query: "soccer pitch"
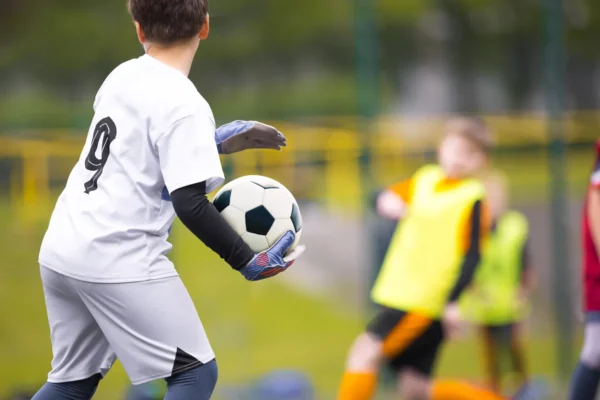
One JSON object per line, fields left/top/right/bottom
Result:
{"left": 0, "top": 198, "right": 576, "bottom": 399}
{"left": 0, "top": 200, "right": 365, "bottom": 399}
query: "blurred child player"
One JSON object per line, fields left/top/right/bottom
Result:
{"left": 569, "top": 140, "right": 600, "bottom": 400}
{"left": 33, "top": 1, "right": 305, "bottom": 399}
{"left": 460, "top": 171, "right": 534, "bottom": 393}
{"left": 337, "top": 117, "right": 508, "bottom": 400}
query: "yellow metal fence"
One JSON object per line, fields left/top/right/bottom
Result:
{"left": 1, "top": 113, "right": 599, "bottom": 225}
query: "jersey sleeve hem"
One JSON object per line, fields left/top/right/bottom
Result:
{"left": 166, "top": 171, "right": 225, "bottom": 195}
{"left": 156, "top": 112, "right": 224, "bottom": 195}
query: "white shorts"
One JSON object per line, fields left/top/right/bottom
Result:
{"left": 40, "top": 266, "right": 215, "bottom": 385}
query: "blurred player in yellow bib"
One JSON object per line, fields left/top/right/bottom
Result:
{"left": 460, "top": 171, "right": 534, "bottom": 394}
{"left": 337, "top": 117, "right": 511, "bottom": 400}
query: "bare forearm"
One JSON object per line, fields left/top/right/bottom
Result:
{"left": 519, "top": 268, "right": 536, "bottom": 297}
{"left": 519, "top": 241, "right": 535, "bottom": 296}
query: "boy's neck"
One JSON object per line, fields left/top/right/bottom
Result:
{"left": 146, "top": 41, "right": 199, "bottom": 76}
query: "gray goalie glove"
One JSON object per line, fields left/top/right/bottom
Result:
{"left": 215, "top": 120, "right": 287, "bottom": 154}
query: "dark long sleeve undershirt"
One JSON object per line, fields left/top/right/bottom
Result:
{"left": 447, "top": 199, "right": 484, "bottom": 302}
{"left": 171, "top": 181, "right": 254, "bottom": 270}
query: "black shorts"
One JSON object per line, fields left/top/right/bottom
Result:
{"left": 479, "top": 323, "right": 524, "bottom": 374}
{"left": 367, "top": 307, "right": 444, "bottom": 376}
{"left": 481, "top": 323, "right": 515, "bottom": 345}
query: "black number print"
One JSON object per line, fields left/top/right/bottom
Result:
{"left": 84, "top": 117, "right": 117, "bottom": 194}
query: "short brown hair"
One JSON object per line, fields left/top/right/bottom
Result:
{"left": 128, "top": 0, "right": 209, "bottom": 44}
{"left": 445, "top": 116, "right": 494, "bottom": 154}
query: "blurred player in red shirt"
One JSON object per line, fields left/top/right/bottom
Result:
{"left": 569, "top": 140, "right": 600, "bottom": 400}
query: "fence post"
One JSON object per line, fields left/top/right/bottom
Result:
{"left": 20, "top": 145, "right": 50, "bottom": 225}
{"left": 543, "top": 0, "right": 574, "bottom": 382}
{"left": 354, "top": 0, "right": 380, "bottom": 286}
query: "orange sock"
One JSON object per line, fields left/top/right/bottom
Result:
{"left": 337, "top": 371, "right": 377, "bottom": 400}
{"left": 431, "top": 379, "right": 508, "bottom": 400}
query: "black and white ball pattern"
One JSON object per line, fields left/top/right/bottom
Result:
{"left": 212, "top": 175, "right": 302, "bottom": 253}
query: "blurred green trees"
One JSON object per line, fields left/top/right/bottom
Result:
{"left": 0, "top": 0, "right": 599, "bottom": 127}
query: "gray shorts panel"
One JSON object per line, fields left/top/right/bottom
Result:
{"left": 41, "top": 266, "right": 214, "bottom": 385}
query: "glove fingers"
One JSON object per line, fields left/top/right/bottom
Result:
{"left": 240, "top": 132, "right": 286, "bottom": 149}
{"left": 247, "top": 134, "right": 284, "bottom": 145}
{"left": 219, "top": 121, "right": 286, "bottom": 144}
{"left": 283, "top": 244, "right": 306, "bottom": 263}
{"left": 272, "top": 230, "right": 296, "bottom": 255}
{"left": 218, "top": 120, "right": 287, "bottom": 154}
{"left": 249, "top": 142, "right": 283, "bottom": 150}
{"left": 250, "top": 123, "right": 287, "bottom": 145}
{"left": 252, "top": 121, "right": 278, "bottom": 132}
{"left": 249, "top": 131, "right": 286, "bottom": 144}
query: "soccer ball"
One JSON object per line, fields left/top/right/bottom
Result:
{"left": 212, "top": 175, "right": 303, "bottom": 253}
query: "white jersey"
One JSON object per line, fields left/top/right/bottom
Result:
{"left": 39, "top": 54, "right": 224, "bottom": 283}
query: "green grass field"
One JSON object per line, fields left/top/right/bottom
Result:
{"left": 0, "top": 194, "right": 581, "bottom": 399}
{"left": 0, "top": 200, "right": 366, "bottom": 399}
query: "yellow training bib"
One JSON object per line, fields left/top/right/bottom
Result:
{"left": 371, "top": 165, "right": 485, "bottom": 318}
{"left": 460, "top": 211, "right": 529, "bottom": 325}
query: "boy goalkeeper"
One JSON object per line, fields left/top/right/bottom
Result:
{"left": 32, "top": 1, "right": 304, "bottom": 399}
